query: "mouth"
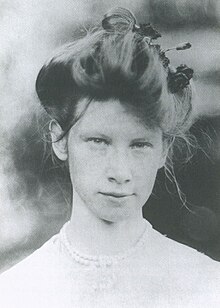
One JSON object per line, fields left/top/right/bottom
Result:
{"left": 99, "top": 192, "right": 134, "bottom": 198}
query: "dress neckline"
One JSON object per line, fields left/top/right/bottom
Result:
{"left": 59, "top": 219, "right": 151, "bottom": 267}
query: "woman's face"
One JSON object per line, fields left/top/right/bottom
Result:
{"left": 55, "top": 99, "right": 167, "bottom": 223}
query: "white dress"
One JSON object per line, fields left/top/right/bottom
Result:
{"left": 0, "top": 219, "right": 219, "bottom": 308}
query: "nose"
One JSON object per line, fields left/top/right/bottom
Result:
{"left": 106, "top": 148, "right": 132, "bottom": 184}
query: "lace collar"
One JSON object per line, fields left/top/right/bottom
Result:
{"left": 59, "top": 219, "right": 151, "bottom": 267}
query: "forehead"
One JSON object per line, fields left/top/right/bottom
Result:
{"left": 71, "top": 98, "right": 161, "bottom": 138}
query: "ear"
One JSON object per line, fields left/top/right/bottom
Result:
{"left": 50, "top": 120, "right": 68, "bottom": 161}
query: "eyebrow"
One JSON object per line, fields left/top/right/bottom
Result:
{"left": 131, "top": 138, "right": 151, "bottom": 141}
{"left": 79, "top": 133, "right": 111, "bottom": 139}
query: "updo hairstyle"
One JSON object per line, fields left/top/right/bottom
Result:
{"left": 36, "top": 5, "right": 195, "bottom": 203}
{"left": 36, "top": 7, "right": 193, "bottom": 143}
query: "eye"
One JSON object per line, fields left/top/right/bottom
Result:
{"left": 87, "top": 137, "right": 109, "bottom": 145}
{"left": 131, "top": 142, "right": 153, "bottom": 149}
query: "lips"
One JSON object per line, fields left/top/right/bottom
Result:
{"left": 100, "top": 192, "right": 133, "bottom": 198}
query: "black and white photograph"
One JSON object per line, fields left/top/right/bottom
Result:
{"left": 0, "top": 0, "right": 220, "bottom": 307}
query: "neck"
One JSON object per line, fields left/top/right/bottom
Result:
{"left": 65, "top": 196, "right": 147, "bottom": 256}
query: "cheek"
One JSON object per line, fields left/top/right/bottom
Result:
{"left": 68, "top": 147, "right": 105, "bottom": 185}
{"left": 137, "top": 167, "right": 157, "bottom": 188}
{"left": 134, "top": 158, "right": 160, "bottom": 192}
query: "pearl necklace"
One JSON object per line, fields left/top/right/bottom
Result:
{"left": 59, "top": 220, "right": 150, "bottom": 267}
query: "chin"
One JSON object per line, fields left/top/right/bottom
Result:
{"left": 94, "top": 207, "right": 135, "bottom": 223}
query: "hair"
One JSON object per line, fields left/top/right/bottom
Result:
{"left": 35, "top": 7, "right": 195, "bottom": 203}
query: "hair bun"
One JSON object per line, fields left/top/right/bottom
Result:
{"left": 102, "top": 7, "right": 136, "bottom": 33}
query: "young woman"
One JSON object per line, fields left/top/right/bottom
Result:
{"left": 0, "top": 7, "right": 219, "bottom": 308}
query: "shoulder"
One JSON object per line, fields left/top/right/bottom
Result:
{"left": 144, "top": 226, "right": 220, "bottom": 303}
{"left": 128, "top": 222, "right": 220, "bottom": 306}
{"left": 0, "top": 233, "right": 68, "bottom": 308}
{"left": 147, "top": 225, "right": 220, "bottom": 272}
{"left": 0, "top": 233, "right": 60, "bottom": 276}
{"left": 150, "top": 227, "right": 218, "bottom": 267}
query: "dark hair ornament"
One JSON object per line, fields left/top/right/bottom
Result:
{"left": 102, "top": 8, "right": 193, "bottom": 95}
{"left": 167, "top": 64, "right": 194, "bottom": 93}
{"left": 132, "top": 22, "right": 194, "bottom": 94}
{"left": 132, "top": 23, "right": 161, "bottom": 40}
